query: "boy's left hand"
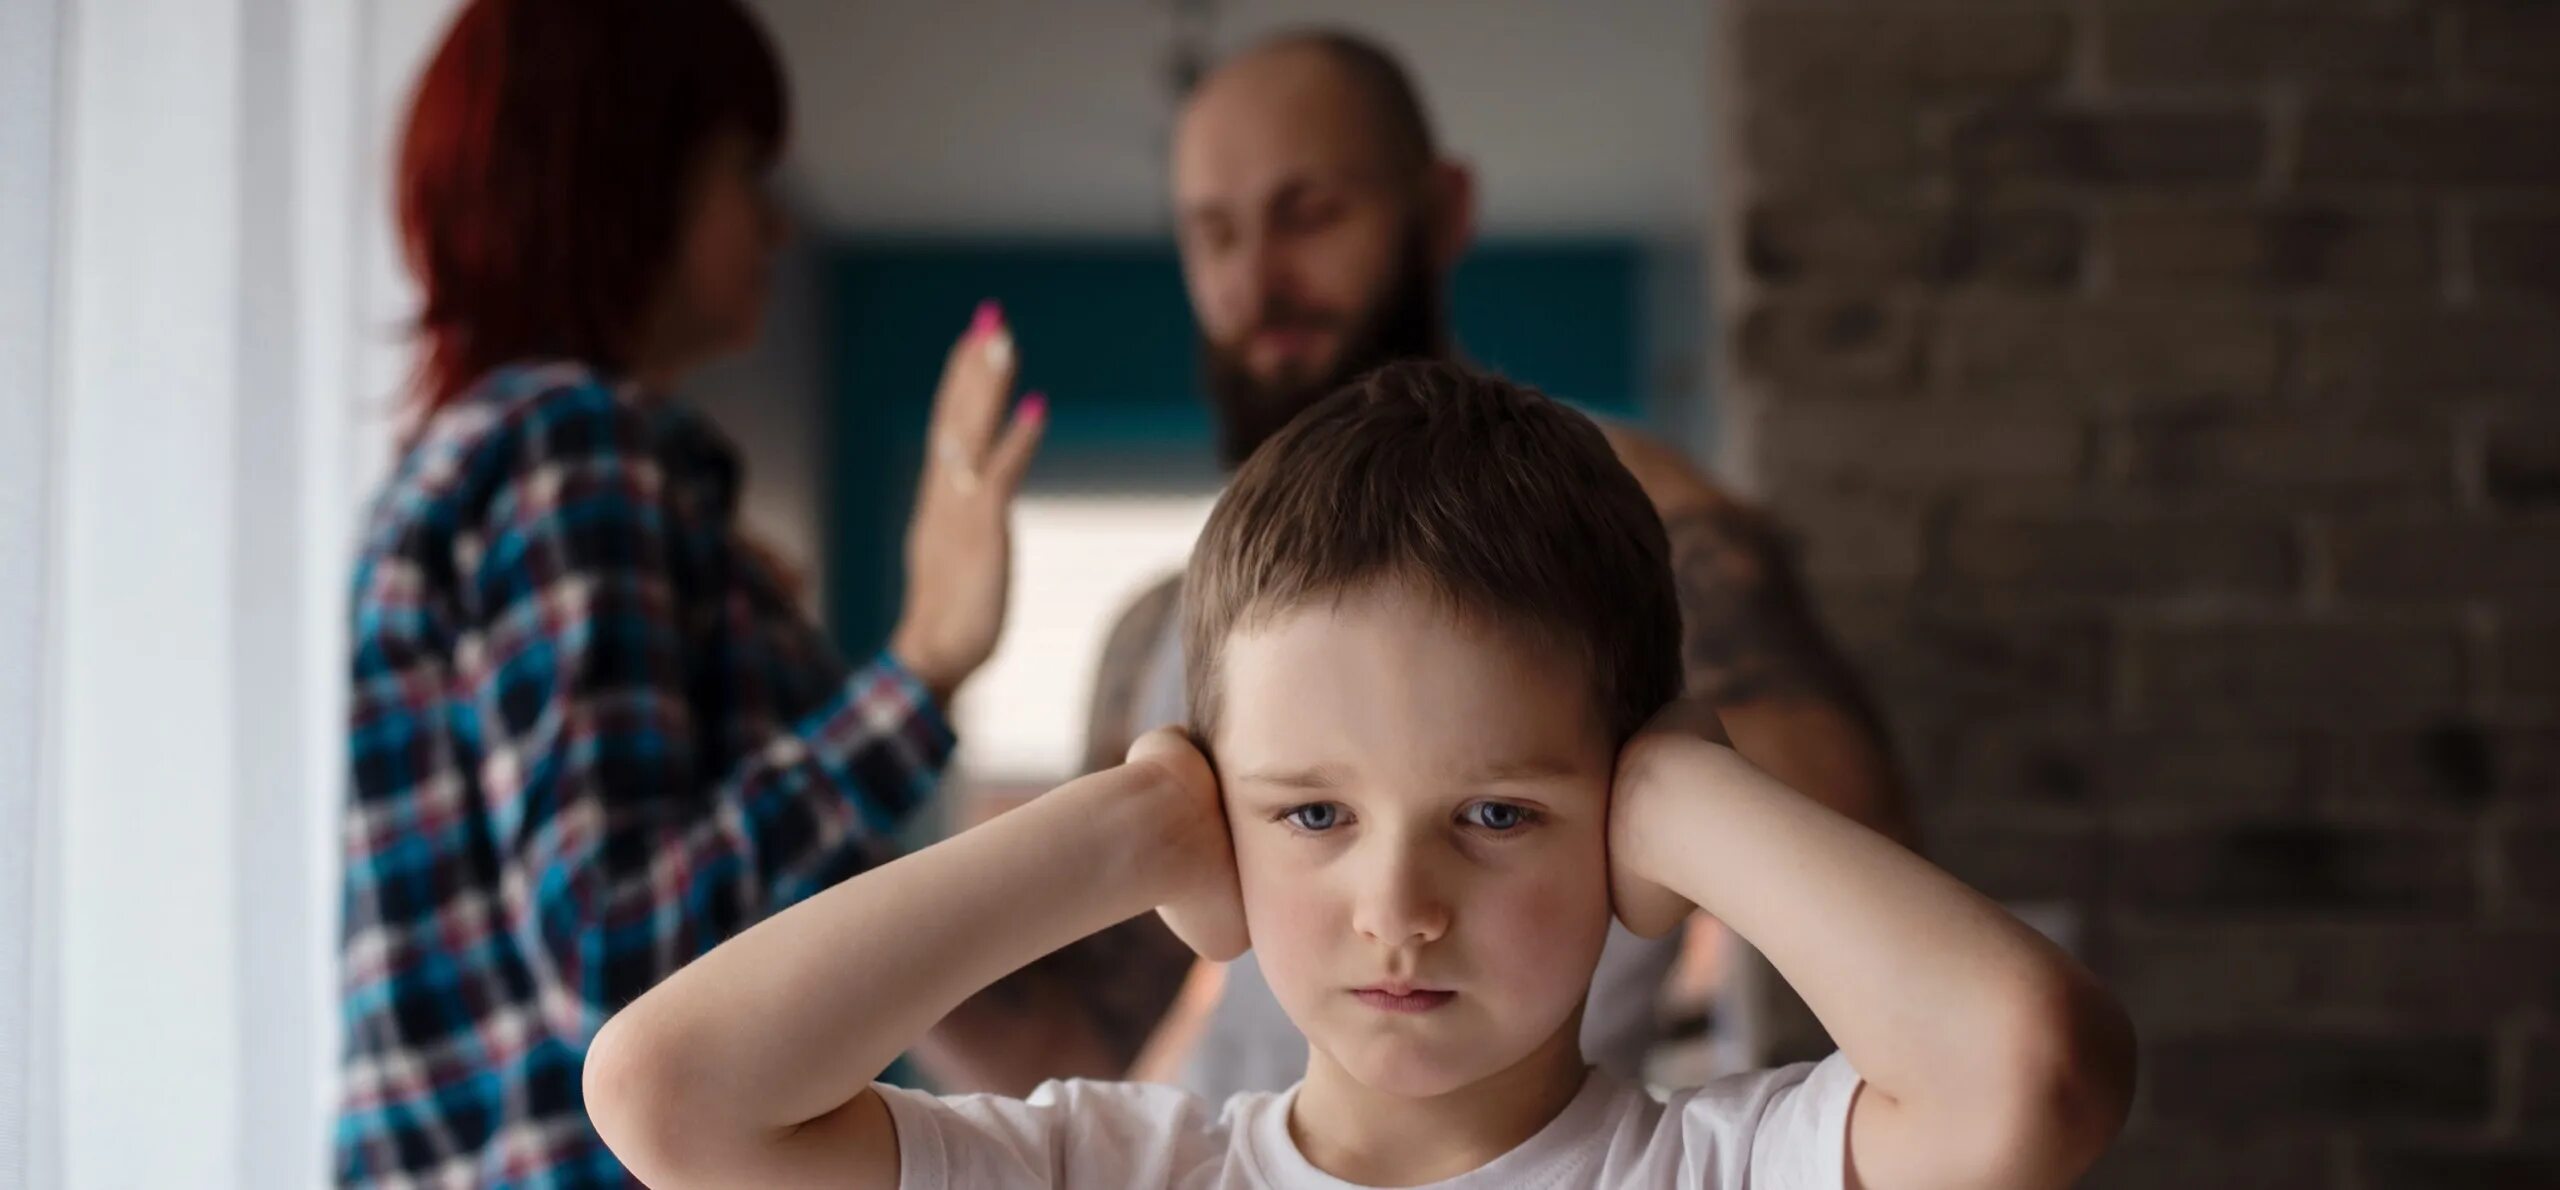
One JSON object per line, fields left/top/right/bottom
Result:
{"left": 1608, "top": 699, "right": 1731, "bottom": 937}
{"left": 1125, "top": 728, "right": 1250, "bottom": 962}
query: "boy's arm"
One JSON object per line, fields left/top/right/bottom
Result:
{"left": 1611, "top": 703, "right": 2134, "bottom": 1190}
{"left": 584, "top": 734, "right": 1237, "bottom": 1189}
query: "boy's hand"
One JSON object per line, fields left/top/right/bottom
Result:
{"left": 1124, "top": 728, "right": 1249, "bottom": 961}
{"left": 1608, "top": 699, "right": 1733, "bottom": 937}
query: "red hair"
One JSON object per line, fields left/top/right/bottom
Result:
{"left": 396, "top": 0, "right": 787, "bottom": 419}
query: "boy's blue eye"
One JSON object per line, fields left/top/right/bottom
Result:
{"left": 1285, "top": 803, "right": 1342, "bottom": 832}
{"left": 1466, "top": 802, "right": 1532, "bottom": 832}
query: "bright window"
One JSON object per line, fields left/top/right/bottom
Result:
{"left": 950, "top": 492, "right": 1217, "bottom": 793}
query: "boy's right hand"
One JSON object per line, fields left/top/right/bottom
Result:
{"left": 1124, "top": 728, "right": 1249, "bottom": 961}
{"left": 1608, "top": 699, "right": 1732, "bottom": 937}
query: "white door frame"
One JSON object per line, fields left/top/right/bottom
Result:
{"left": 0, "top": 0, "right": 67, "bottom": 1178}
{"left": 20, "top": 0, "right": 391, "bottom": 1184}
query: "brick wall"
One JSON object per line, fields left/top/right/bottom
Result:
{"left": 1708, "top": 2, "right": 2560, "bottom": 1184}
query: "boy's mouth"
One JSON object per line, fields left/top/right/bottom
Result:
{"left": 1351, "top": 986, "right": 1456, "bottom": 1014}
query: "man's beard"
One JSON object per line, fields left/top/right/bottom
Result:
{"left": 1199, "top": 229, "right": 1445, "bottom": 468}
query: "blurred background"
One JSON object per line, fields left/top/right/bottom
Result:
{"left": 691, "top": 1, "right": 1722, "bottom": 1094}
{"left": 5, "top": 0, "right": 2557, "bottom": 1187}
{"left": 718, "top": 1, "right": 1712, "bottom": 797}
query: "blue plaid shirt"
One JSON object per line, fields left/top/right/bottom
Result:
{"left": 337, "top": 362, "right": 954, "bottom": 1186}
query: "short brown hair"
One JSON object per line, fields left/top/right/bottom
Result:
{"left": 1182, "top": 361, "right": 1683, "bottom": 745}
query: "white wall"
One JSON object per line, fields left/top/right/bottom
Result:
{"left": 758, "top": 0, "right": 1710, "bottom": 237}
{"left": 1, "top": 0, "right": 66, "bottom": 1180}
{"left": 55, "top": 0, "right": 256, "bottom": 1179}
{"left": 28, "top": 0, "right": 410, "bottom": 1184}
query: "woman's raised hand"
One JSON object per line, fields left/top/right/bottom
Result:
{"left": 889, "top": 302, "right": 1047, "bottom": 703}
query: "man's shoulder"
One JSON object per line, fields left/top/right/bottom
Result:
{"left": 1106, "top": 571, "right": 1185, "bottom": 641}
{"left": 1594, "top": 422, "right": 1748, "bottom": 521}
{"left": 1082, "top": 570, "right": 1188, "bottom": 772}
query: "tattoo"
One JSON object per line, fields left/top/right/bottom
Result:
{"left": 975, "top": 573, "right": 1193, "bottom": 1074}
{"left": 1000, "top": 914, "right": 1197, "bottom": 1072}
{"left": 1663, "top": 503, "right": 1882, "bottom": 731}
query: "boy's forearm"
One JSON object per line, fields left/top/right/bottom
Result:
{"left": 1618, "top": 736, "right": 2129, "bottom": 1132}
{"left": 589, "top": 766, "right": 1168, "bottom": 1143}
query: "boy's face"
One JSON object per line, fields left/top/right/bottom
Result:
{"left": 1212, "top": 582, "right": 1616, "bottom": 1098}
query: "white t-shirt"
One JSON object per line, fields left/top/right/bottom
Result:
{"left": 872, "top": 1053, "right": 1861, "bottom": 1189}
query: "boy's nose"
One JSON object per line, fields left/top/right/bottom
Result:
{"left": 1350, "top": 840, "right": 1452, "bottom": 948}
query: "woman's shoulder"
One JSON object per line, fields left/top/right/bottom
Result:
{"left": 362, "top": 360, "right": 649, "bottom": 544}
{"left": 397, "top": 362, "right": 661, "bottom": 496}
{"left": 416, "top": 360, "right": 645, "bottom": 463}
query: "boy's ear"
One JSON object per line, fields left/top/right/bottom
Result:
{"left": 1422, "top": 158, "right": 1477, "bottom": 275}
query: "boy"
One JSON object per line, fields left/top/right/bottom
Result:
{"left": 585, "top": 362, "right": 2135, "bottom": 1188}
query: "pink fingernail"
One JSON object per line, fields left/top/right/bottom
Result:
{"left": 1018, "top": 391, "right": 1048, "bottom": 421}
{"left": 970, "top": 300, "right": 1004, "bottom": 338}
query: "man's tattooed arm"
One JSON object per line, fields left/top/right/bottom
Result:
{"left": 1604, "top": 426, "right": 1913, "bottom": 847}
{"left": 1080, "top": 575, "right": 1184, "bottom": 776}
{"left": 1659, "top": 496, "right": 1913, "bottom": 846}
{"left": 1665, "top": 501, "right": 1868, "bottom": 714}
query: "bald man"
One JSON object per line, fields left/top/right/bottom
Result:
{"left": 918, "top": 29, "right": 1912, "bottom": 1100}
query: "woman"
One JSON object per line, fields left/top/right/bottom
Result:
{"left": 336, "top": 1, "right": 1043, "bottom": 1182}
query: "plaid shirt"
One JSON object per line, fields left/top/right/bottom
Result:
{"left": 337, "top": 362, "right": 954, "bottom": 1186}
